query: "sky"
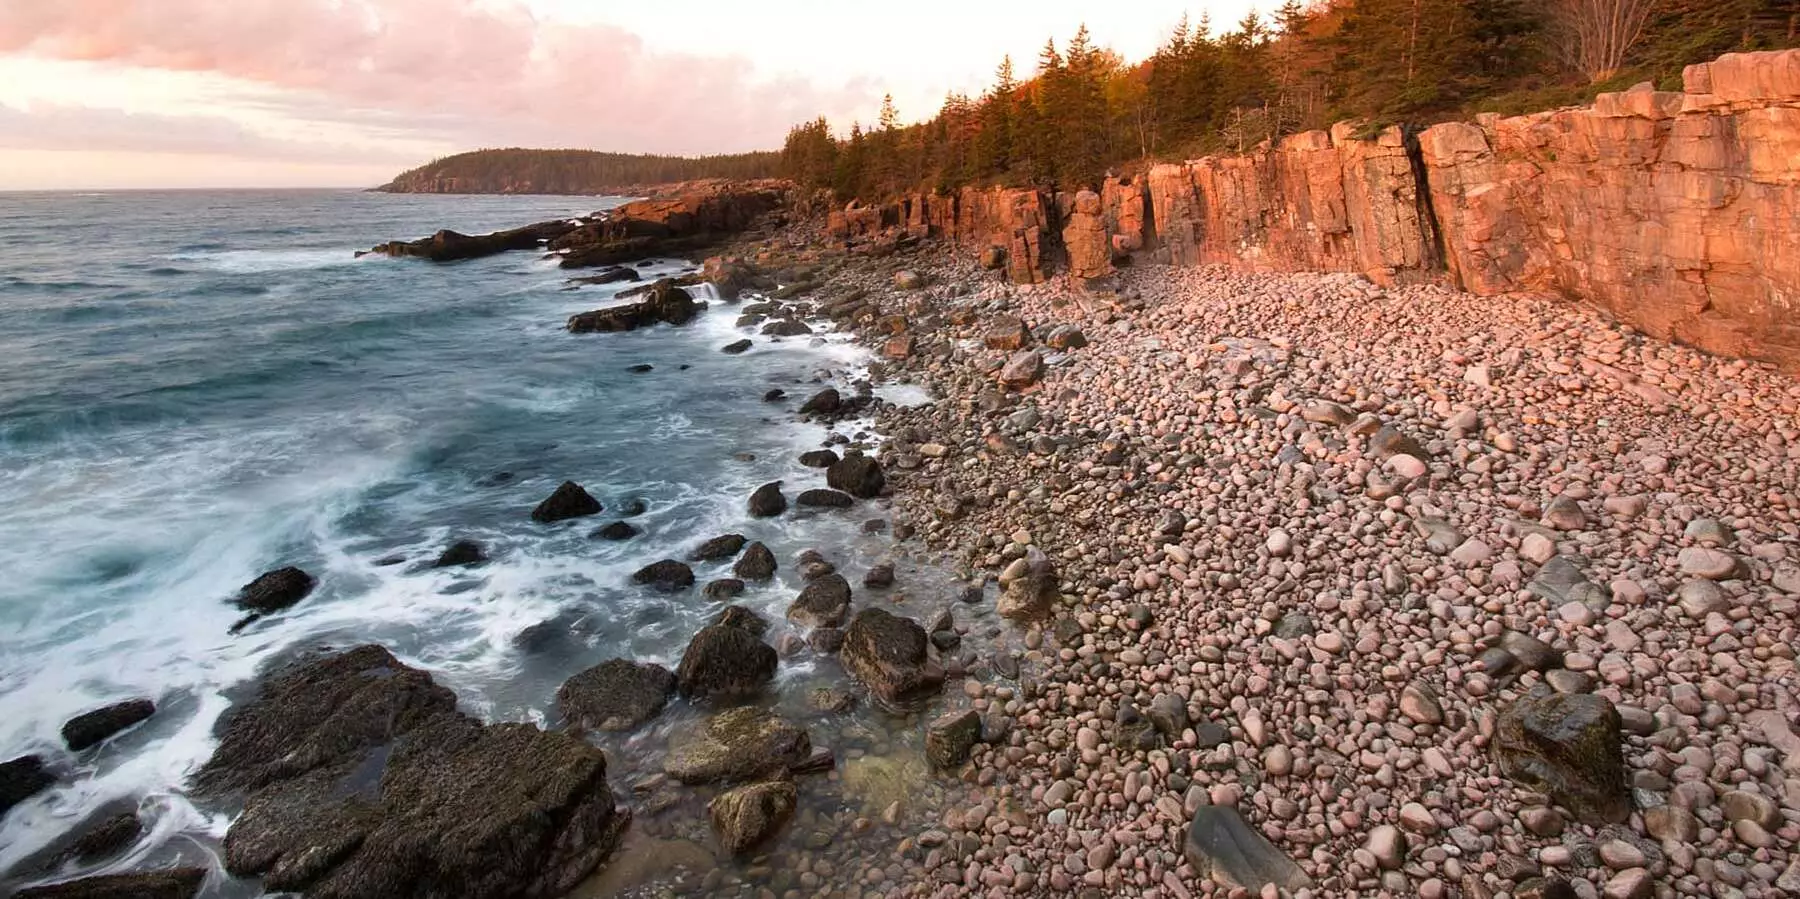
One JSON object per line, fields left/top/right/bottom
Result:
{"left": 0, "top": 0, "right": 1267, "bottom": 190}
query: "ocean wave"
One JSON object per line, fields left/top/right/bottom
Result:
{"left": 163, "top": 248, "right": 364, "bottom": 274}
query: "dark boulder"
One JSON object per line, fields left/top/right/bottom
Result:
{"left": 626, "top": 363, "right": 654, "bottom": 374}
{"left": 798, "top": 449, "right": 840, "bottom": 468}
{"left": 1183, "top": 806, "right": 1312, "bottom": 891}
{"left": 807, "top": 627, "right": 846, "bottom": 654}
{"left": 761, "top": 389, "right": 786, "bottom": 403}
{"left": 62, "top": 699, "right": 156, "bottom": 751}
{"left": 675, "top": 625, "right": 777, "bottom": 700}
{"left": 747, "top": 482, "right": 786, "bottom": 518}
{"left": 590, "top": 521, "right": 640, "bottom": 541}
{"left": 234, "top": 567, "right": 316, "bottom": 617}
{"left": 761, "top": 319, "right": 813, "bottom": 337}
{"left": 839, "top": 608, "right": 943, "bottom": 708}
{"left": 1, "top": 755, "right": 56, "bottom": 819}
{"left": 568, "top": 266, "right": 640, "bottom": 286}
{"left": 796, "top": 489, "right": 855, "bottom": 509}
{"left": 431, "top": 540, "right": 486, "bottom": 568}
{"left": 787, "top": 574, "right": 852, "bottom": 629}
{"left": 532, "top": 481, "right": 602, "bottom": 523}
{"left": 702, "top": 578, "right": 746, "bottom": 600}
{"left": 363, "top": 219, "right": 579, "bottom": 263}
{"left": 691, "top": 534, "right": 747, "bottom": 562}
{"left": 721, "top": 339, "right": 753, "bottom": 354}
{"left": 663, "top": 707, "right": 810, "bottom": 785}
{"left": 195, "top": 646, "right": 627, "bottom": 899}
{"left": 734, "top": 542, "right": 777, "bottom": 580}
{"left": 557, "top": 659, "right": 676, "bottom": 731}
{"left": 924, "top": 709, "right": 983, "bottom": 769}
{"left": 65, "top": 811, "right": 144, "bottom": 862}
{"left": 617, "top": 497, "right": 648, "bottom": 517}
{"left": 1493, "top": 687, "right": 1631, "bottom": 824}
{"left": 863, "top": 563, "right": 895, "bottom": 588}
{"left": 798, "top": 389, "right": 841, "bottom": 415}
{"left": 566, "top": 280, "right": 699, "bottom": 333}
{"left": 712, "top": 604, "right": 769, "bottom": 636}
{"left": 15, "top": 869, "right": 207, "bottom": 899}
{"left": 826, "top": 454, "right": 885, "bottom": 499}
{"left": 710, "top": 780, "right": 798, "bottom": 856}
{"left": 632, "top": 560, "right": 695, "bottom": 591}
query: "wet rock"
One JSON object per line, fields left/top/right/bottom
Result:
{"left": 826, "top": 454, "right": 885, "bottom": 498}
{"left": 710, "top": 780, "right": 798, "bottom": 856}
{"left": 702, "top": 578, "right": 746, "bottom": 600}
{"left": 431, "top": 540, "right": 486, "bottom": 568}
{"left": 1, "top": 755, "right": 56, "bottom": 819}
{"left": 712, "top": 604, "right": 769, "bottom": 636}
{"left": 59, "top": 810, "right": 144, "bottom": 863}
{"left": 15, "top": 869, "right": 207, "bottom": 899}
{"left": 590, "top": 521, "right": 640, "bottom": 541}
{"left": 1494, "top": 687, "right": 1631, "bottom": 825}
{"left": 787, "top": 574, "right": 852, "bottom": 629}
{"left": 807, "top": 627, "right": 845, "bottom": 654}
{"left": 1183, "top": 806, "right": 1312, "bottom": 891}
{"left": 531, "top": 481, "right": 602, "bottom": 523}
{"left": 195, "top": 646, "right": 626, "bottom": 899}
{"left": 721, "top": 339, "right": 753, "bottom": 354}
{"left": 925, "top": 710, "right": 983, "bottom": 768}
{"left": 632, "top": 560, "right": 695, "bottom": 591}
{"left": 840, "top": 607, "right": 944, "bottom": 707}
{"left": 796, "top": 489, "right": 855, "bottom": 508}
{"left": 61, "top": 699, "right": 156, "bottom": 752}
{"left": 734, "top": 542, "right": 778, "bottom": 580}
{"left": 691, "top": 534, "right": 747, "bottom": 562}
{"left": 748, "top": 482, "right": 787, "bottom": 518}
{"left": 557, "top": 659, "right": 676, "bottom": 731}
{"left": 567, "top": 279, "right": 698, "bottom": 332}
{"left": 762, "top": 319, "right": 812, "bottom": 337}
{"left": 863, "top": 563, "right": 894, "bottom": 588}
{"left": 798, "top": 449, "right": 840, "bottom": 468}
{"left": 664, "top": 707, "right": 811, "bottom": 784}
{"left": 675, "top": 625, "right": 778, "bottom": 700}
{"left": 798, "top": 389, "right": 842, "bottom": 415}
{"left": 233, "top": 566, "right": 316, "bottom": 617}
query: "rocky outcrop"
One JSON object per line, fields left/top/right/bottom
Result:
{"left": 839, "top": 608, "right": 943, "bottom": 708}
{"left": 361, "top": 219, "right": 580, "bottom": 263}
{"left": 15, "top": 869, "right": 206, "bottom": 899}
{"left": 1062, "top": 190, "right": 1114, "bottom": 284}
{"left": 195, "top": 645, "right": 628, "bottom": 899}
{"left": 566, "top": 280, "right": 700, "bottom": 333}
{"left": 552, "top": 179, "right": 789, "bottom": 269}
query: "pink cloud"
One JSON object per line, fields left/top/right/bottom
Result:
{"left": 0, "top": 0, "right": 874, "bottom": 155}
{"left": 0, "top": 102, "right": 422, "bottom": 164}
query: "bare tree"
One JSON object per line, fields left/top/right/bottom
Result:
{"left": 1550, "top": 0, "right": 1660, "bottom": 83}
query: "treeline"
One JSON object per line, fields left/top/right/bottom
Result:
{"left": 378, "top": 148, "right": 783, "bottom": 195}
{"left": 783, "top": 0, "right": 1799, "bottom": 201}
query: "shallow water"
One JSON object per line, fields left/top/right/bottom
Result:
{"left": 0, "top": 190, "right": 983, "bottom": 895}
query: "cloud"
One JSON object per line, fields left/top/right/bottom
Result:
{"left": 0, "top": 102, "right": 424, "bottom": 164}
{"left": 0, "top": 0, "right": 876, "bottom": 156}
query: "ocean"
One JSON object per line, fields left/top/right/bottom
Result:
{"left": 0, "top": 189, "right": 952, "bottom": 894}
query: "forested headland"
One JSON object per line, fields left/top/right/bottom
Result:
{"left": 780, "top": 0, "right": 1799, "bottom": 201}
{"left": 376, "top": 148, "right": 783, "bottom": 195}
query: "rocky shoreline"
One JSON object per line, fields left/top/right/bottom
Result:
{"left": 9, "top": 174, "right": 1799, "bottom": 899}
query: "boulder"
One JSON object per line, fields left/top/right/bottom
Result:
{"left": 826, "top": 454, "right": 885, "bottom": 499}
{"left": 721, "top": 339, "right": 753, "bottom": 354}
{"left": 1, "top": 754, "right": 56, "bottom": 819}
{"left": 747, "top": 482, "right": 787, "bottom": 518}
{"left": 999, "top": 350, "right": 1045, "bottom": 389}
{"left": 234, "top": 567, "right": 316, "bottom": 616}
{"left": 62, "top": 699, "right": 156, "bottom": 752}
{"left": 798, "top": 388, "right": 842, "bottom": 415}
{"left": 65, "top": 810, "right": 144, "bottom": 862}
{"left": 675, "top": 625, "right": 778, "bottom": 700}
{"left": 702, "top": 578, "right": 746, "bottom": 600}
{"left": 998, "top": 552, "right": 1059, "bottom": 620}
{"left": 691, "top": 534, "right": 747, "bottom": 562}
{"left": 1184, "top": 806, "right": 1312, "bottom": 891}
{"left": 663, "top": 707, "right": 811, "bottom": 784}
{"left": 195, "top": 646, "right": 627, "bottom": 899}
{"left": 15, "top": 869, "right": 207, "bottom": 899}
{"left": 712, "top": 604, "right": 769, "bottom": 636}
{"left": 431, "top": 540, "right": 486, "bottom": 568}
{"left": 787, "top": 574, "right": 852, "bottom": 629}
{"left": 566, "top": 280, "right": 699, "bottom": 333}
{"left": 631, "top": 560, "right": 695, "bottom": 591}
{"left": 532, "top": 481, "right": 602, "bottom": 523}
{"left": 734, "top": 541, "right": 778, "bottom": 580}
{"left": 796, "top": 489, "right": 855, "bottom": 508}
{"left": 761, "top": 319, "right": 813, "bottom": 337}
{"left": 882, "top": 334, "right": 915, "bottom": 359}
{"left": 839, "top": 608, "right": 943, "bottom": 708}
{"left": 590, "top": 521, "right": 639, "bottom": 541}
{"left": 983, "top": 316, "right": 1030, "bottom": 351}
{"left": 925, "top": 709, "right": 983, "bottom": 769}
{"left": 364, "top": 219, "right": 579, "bottom": 263}
{"left": 710, "top": 780, "right": 799, "bottom": 856}
{"left": 1493, "top": 687, "right": 1631, "bottom": 824}
{"left": 1045, "top": 325, "right": 1087, "bottom": 350}
{"left": 798, "top": 449, "right": 840, "bottom": 468}
{"left": 557, "top": 659, "right": 676, "bottom": 731}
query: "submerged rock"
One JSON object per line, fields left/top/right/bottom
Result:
{"left": 195, "top": 645, "right": 627, "bottom": 899}
{"left": 233, "top": 567, "right": 316, "bottom": 617}
{"left": 675, "top": 625, "right": 777, "bottom": 699}
{"left": 839, "top": 608, "right": 943, "bottom": 708}
{"left": 709, "top": 780, "right": 798, "bottom": 856}
{"left": 590, "top": 521, "right": 640, "bottom": 541}
{"left": 925, "top": 709, "right": 983, "bottom": 769}
{"left": 690, "top": 534, "right": 747, "bottom": 562}
{"left": 431, "top": 540, "right": 486, "bottom": 568}
{"left": 1, "top": 755, "right": 56, "bottom": 819}
{"left": 663, "top": 707, "right": 811, "bottom": 785}
{"left": 796, "top": 488, "right": 855, "bottom": 508}
{"left": 787, "top": 574, "right": 852, "bottom": 629}
{"left": 747, "top": 482, "right": 787, "bottom": 518}
{"left": 15, "top": 869, "right": 207, "bottom": 899}
{"left": 632, "top": 560, "right": 695, "bottom": 591}
{"left": 62, "top": 699, "right": 156, "bottom": 752}
{"left": 1183, "top": 806, "right": 1312, "bottom": 891}
{"left": 1494, "top": 687, "right": 1631, "bottom": 825}
{"left": 557, "top": 659, "right": 676, "bottom": 732}
{"left": 532, "top": 481, "right": 602, "bottom": 523}
{"left": 65, "top": 811, "right": 144, "bottom": 863}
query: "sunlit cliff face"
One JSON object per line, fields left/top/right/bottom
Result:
{"left": 0, "top": 0, "right": 1259, "bottom": 189}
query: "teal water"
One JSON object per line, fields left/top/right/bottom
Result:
{"left": 0, "top": 190, "right": 915, "bottom": 890}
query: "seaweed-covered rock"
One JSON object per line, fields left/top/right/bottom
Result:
{"left": 16, "top": 868, "right": 206, "bottom": 899}
{"left": 839, "top": 608, "right": 943, "bottom": 708}
{"left": 532, "top": 481, "right": 602, "bottom": 523}
{"left": 925, "top": 710, "right": 983, "bottom": 769}
{"left": 787, "top": 574, "right": 852, "bottom": 629}
{"left": 747, "top": 482, "right": 787, "bottom": 518}
{"left": 734, "top": 542, "right": 778, "bottom": 580}
{"left": 691, "top": 534, "right": 747, "bottom": 562}
{"left": 826, "top": 454, "right": 885, "bottom": 499}
{"left": 1493, "top": 687, "right": 1631, "bottom": 825}
{"left": 675, "top": 625, "right": 777, "bottom": 700}
{"left": 632, "top": 560, "right": 695, "bottom": 591}
{"left": 557, "top": 659, "right": 676, "bottom": 731}
{"left": 663, "top": 707, "right": 811, "bottom": 785}
{"left": 710, "top": 780, "right": 798, "bottom": 856}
